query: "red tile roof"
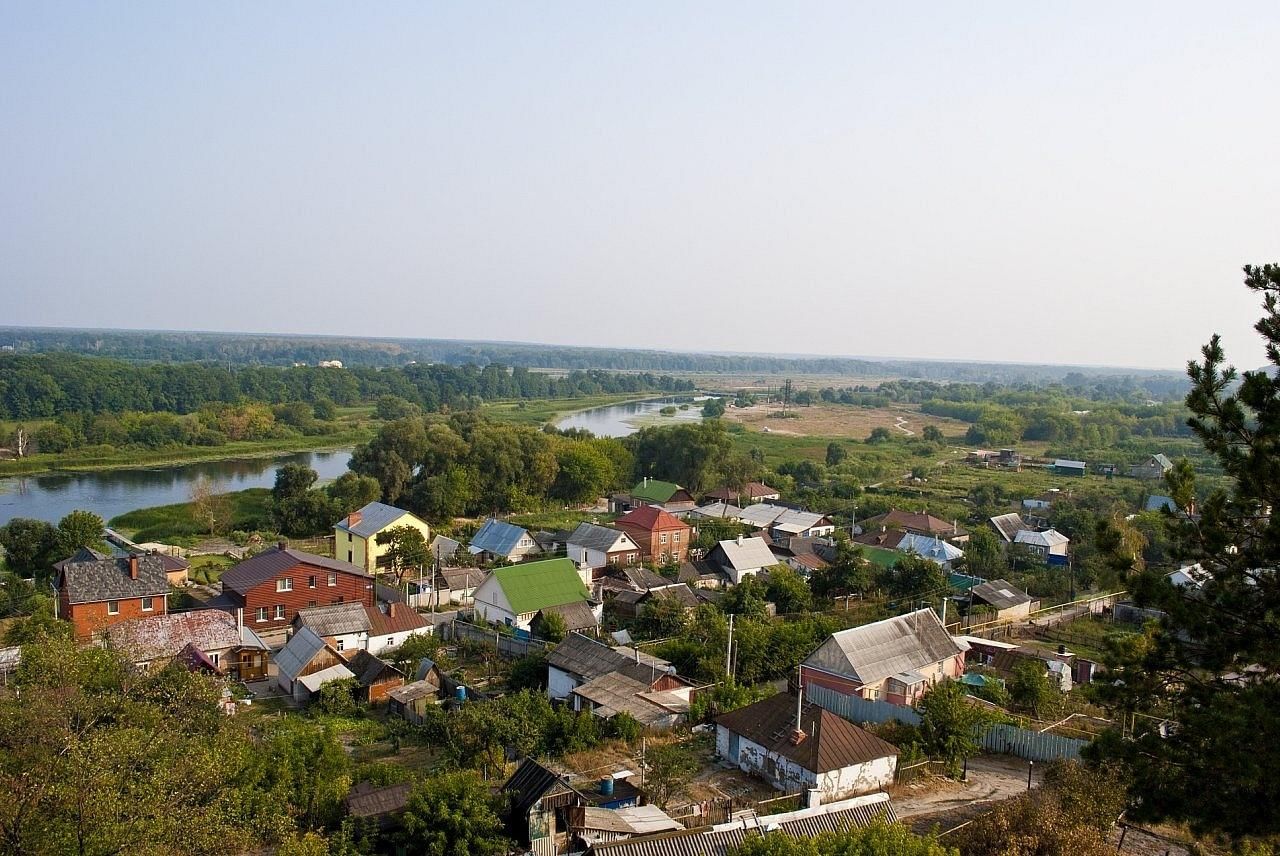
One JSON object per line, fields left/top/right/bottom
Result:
{"left": 366, "top": 603, "right": 431, "bottom": 636}
{"left": 615, "top": 506, "right": 688, "bottom": 531}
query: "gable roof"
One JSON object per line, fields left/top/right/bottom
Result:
{"left": 615, "top": 506, "right": 689, "bottom": 532}
{"left": 737, "top": 503, "right": 789, "bottom": 528}
{"left": 1013, "top": 529, "right": 1069, "bottom": 548}
{"left": 1054, "top": 458, "right": 1087, "bottom": 469}
{"left": 295, "top": 602, "right": 371, "bottom": 637}
{"left": 344, "top": 649, "right": 404, "bottom": 687}
{"left": 490, "top": 558, "right": 590, "bottom": 615}
{"left": 537, "top": 600, "right": 600, "bottom": 632}
{"left": 221, "top": 546, "right": 369, "bottom": 597}
{"left": 547, "top": 632, "right": 674, "bottom": 683}
{"left": 275, "top": 626, "right": 333, "bottom": 681}
{"left": 988, "top": 512, "right": 1032, "bottom": 543}
{"left": 57, "top": 553, "right": 169, "bottom": 604}
{"left": 469, "top": 518, "right": 532, "bottom": 556}
{"left": 713, "top": 536, "right": 778, "bottom": 572}
{"left": 1145, "top": 495, "right": 1176, "bottom": 513}
{"left": 367, "top": 602, "right": 431, "bottom": 636}
{"left": 334, "top": 501, "right": 419, "bottom": 539}
{"left": 895, "top": 533, "right": 964, "bottom": 563}
{"left": 689, "top": 502, "right": 744, "bottom": 520}
{"left": 769, "top": 509, "right": 832, "bottom": 535}
{"left": 716, "top": 693, "right": 898, "bottom": 773}
{"left": 630, "top": 479, "right": 685, "bottom": 504}
{"left": 430, "top": 535, "right": 462, "bottom": 560}
{"left": 568, "top": 522, "right": 636, "bottom": 554}
{"left": 970, "top": 579, "right": 1033, "bottom": 611}
{"left": 104, "top": 609, "right": 268, "bottom": 662}
{"left": 503, "top": 758, "right": 582, "bottom": 820}
{"left": 803, "top": 608, "right": 966, "bottom": 686}
{"left": 705, "top": 482, "right": 779, "bottom": 503}
{"left": 863, "top": 509, "right": 965, "bottom": 538}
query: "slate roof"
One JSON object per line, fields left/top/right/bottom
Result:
{"left": 803, "top": 608, "right": 966, "bottom": 686}
{"left": 221, "top": 547, "right": 369, "bottom": 597}
{"left": 737, "top": 503, "right": 788, "bottom": 528}
{"left": 334, "top": 501, "right": 418, "bottom": 538}
{"left": 606, "top": 565, "right": 674, "bottom": 592}
{"left": 862, "top": 510, "right": 966, "bottom": 538}
{"left": 630, "top": 479, "right": 685, "bottom": 504}
{"left": 1013, "top": 529, "right": 1069, "bottom": 548}
{"left": 574, "top": 673, "right": 690, "bottom": 724}
{"left": 716, "top": 693, "right": 898, "bottom": 773}
{"left": 713, "top": 536, "right": 778, "bottom": 573}
{"left": 896, "top": 533, "right": 964, "bottom": 564}
{"left": 705, "top": 482, "right": 778, "bottom": 503}
{"left": 439, "top": 566, "right": 486, "bottom": 591}
{"left": 490, "top": 558, "right": 590, "bottom": 615}
{"left": 0, "top": 646, "right": 22, "bottom": 674}
{"left": 344, "top": 649, "right": 404, "bottom": 687}
{"left": 57, "top": 553, "right": 169, "bottom": 605}
{"left": 429, "top": 535, "right": 462, "bottom": 560}
{"left": 647, "top": 585, "right": 700, "bottom": 610}
{"left": 298, "top": 663, "right": 356, "bottom": 693}
{"left": 389, "top": 679, "right": 440, "bottom": 704}
{"left": 104, "top": 609, "right": 268, "bottom": 662}
{"left": 503, "top": 758, "right": 582, "bottom": 821}
{"left": 970, "top": 579, "right": 1033, "bottom": 611}
{"left": 547, "top": 633, "right": 674, "bottom": 682}
{"left": 295, "top": 602, "right": 371, "bottom": 637}
{"left": 615, "top": 506, "right": 689, "bottom": 533}
{"left": 688, "top": 502, "right": 744, "bottom": 520}
{"left": 275, "top": 626, "right": 331, "bottom": 681}
{"left": 469, "top": 518, "right": 531, "bottom": 556}
{"left": 569, "top": 522, "right": 636, "bottom": 554}
{"left": 988, "top": 512, "right": 1032, "bottom": 543}
{"left": 538, "top": 600, "right": 600, "bottom": 632}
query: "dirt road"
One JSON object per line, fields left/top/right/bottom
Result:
{"left": 892, "top": 755, "right": 1042, "bottom": 820}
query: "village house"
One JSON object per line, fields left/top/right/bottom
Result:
{"left": 547, "top": 633, "right": 696, "bottom": 729}
{"left": 1013, "top": 528, "right": 1070, "bottom": 565}
{"left": 859, "top": 509, "right": 969, "bottom": 544}
{"left": 1129, "top": 453, "right": 1174, "bottom": 480}
{"left": 333, "top": 501, "right": 431, "bottom": 573}
{"left": 596, "top": 564, "right": 673, "bottom": 598}
{"left": 274, "top": 626, "right": 355, "bottom": 703}
{"left": 387, "top": 659, "right": 446, "bottom": 724}
{"left": 894, "top": 533, "right": 964, "bottom": 570}
{"left": 612, "top": 506, "right": 692, "bottom": 565}
{"left": 569, "top": 804, "right": 683, "bottom": 852}
{"left": 436, "top": 566, "right": 487, "bottom": 606}
{"left": 1053, "top": 458, "right": 1087, "bottom": 477}
{"left": 609, "top": 584, "right": 700, "bottom": 620}
{"left": 967, "top": 579, "right": 1037, "bottom": 622}
{"left": 610, "top": 478, "right": 697, "bottom": 516}
{"left": 704, "top": 481, "right": 781, "bottom": 505}
{"left": 218, "top": 545, "right": 374, "bottom": 635}
{"left": 716, "top": 692, "right": 899, "bottom": 803}
{"left": 292, "top": 600, "right": 432, "bottom": 656}
{"left": 687, "top": 501, "right": 745, "bottom": 522}
{"left": 472, "top": 558, "right": 599, "bottom": 633}
{"left": 706, "top": 534, "right": 779, "bottom": 584}
{"left": 344, "top": 649, "right": 405, "bottom": 704}
{"left": 988, "top": 512, "right": 1033, "bottom": 545}
{"left": 503, "top": 758, "right": 587, "bottom": 854}
{"left": 103, "top": 609, "right": 270, "bottom": 681}
{"left": 567, "top": 522, "right": 642, "bottom": 572}
{"left": 801, "top": 608, "right": 967, "bottom": 704}
{"left": 468, "top": 518, "right": 542, "bottom": 563}
{"left": 767, "top": 509, "right": 836, "bottom": 541}
{"left": 55, "top": 549, "right": 170, "bottom": 640}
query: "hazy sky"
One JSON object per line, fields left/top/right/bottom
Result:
{"left": 3, "top": 3, "right": 1278, "bottom": 370}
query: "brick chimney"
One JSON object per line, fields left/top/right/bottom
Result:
{"left": 388, "top": 602, "right": 397, "bottom": 619}
{"left": 128, "top": 555, "right": 138, "bottom": 580}
{"left": 348, "top": 511, "right": 362, "bottom": 527}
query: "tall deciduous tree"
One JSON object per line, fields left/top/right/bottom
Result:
{"left": 55, "top": 509, "right": 107, "bottom": 556}
{"left": 375, "top": 525, "right": 430, "bottom": 585}
{"left": 1092, "top": 265, "right": 1280, "bottom": 839}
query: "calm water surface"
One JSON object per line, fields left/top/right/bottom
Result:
{"left": 555, "top": 397, "right": 709, "bottom": 438}
{"left": 0, "top": 449, "right": 353, "bottom": 526}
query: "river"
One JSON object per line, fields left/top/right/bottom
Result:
{"left": 555, "top": 397, "right": 709, "bottom": 437}
{"left": 0, "top": 449, "right": 354, "bottom": 527}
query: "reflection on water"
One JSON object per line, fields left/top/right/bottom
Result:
{"left": 555, "top": 398, "right": 709, "bottom": 438}
{"left": 0, "top": 449, "right": 353, "bottom": 527}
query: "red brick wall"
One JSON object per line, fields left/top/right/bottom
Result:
{"left": 234, "top": 561, "right": 375, "bottom": 632}
{"left": 615, "top": 521, "right": 692, "bottom": 563}
{"left": 65, "top": 595, "right": 167, "bottom": 640}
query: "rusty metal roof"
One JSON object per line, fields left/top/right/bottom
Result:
{"left": 715, "top": 693, "right": 898, "bottom": 773}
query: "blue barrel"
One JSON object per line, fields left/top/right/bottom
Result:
{"left": 455, "top": 685, "right": 467, "bottom": 701}
{"left": 600, "top": 777, "right": 614, "bottom": 796}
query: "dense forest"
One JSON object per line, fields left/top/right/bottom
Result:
{"left": 0, "top": 326, "right": 1190, "bottom": 387}
{"left": 0, "top": 352, "right": 693, "bottom": 420}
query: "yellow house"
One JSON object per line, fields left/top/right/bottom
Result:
{"left": 333, "top": 502, "right": 432, "bottom": 574}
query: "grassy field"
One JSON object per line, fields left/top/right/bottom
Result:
{"left": 723, "top": 402, "right": 969, "bottom": 441}
{"left": 110, "top": 488, "right": 273, "bottom": 544}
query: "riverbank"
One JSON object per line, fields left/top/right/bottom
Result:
{"left": 0, "top": 428, "right": 373, "bottom": 478}
{"left": 481, "top": 392, "right": 663, "bottom": 427}
{"left": 110, "top": 488, "right": 274, "bottom": 544}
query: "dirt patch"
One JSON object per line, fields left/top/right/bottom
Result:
{"left": 722, "top": 403, "right": 968, "bottom": 440}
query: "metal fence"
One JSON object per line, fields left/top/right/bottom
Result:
{"left": 805, "top": 684, "right": 1088, "bottom": 763}
{"left": 443, "top": 619, "right": 550, "bottom": 658}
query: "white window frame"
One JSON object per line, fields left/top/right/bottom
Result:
{"left": 277, "top": 578, "right": 293, "bottom": 592}
{"left": 328, "top": 574, "right": 337, "bottom": 587}
{"left": 107, "top": 600, "right": 120, "bottom": 615}
{"left": 308, "top": 575, "right": 317, "bottom": 588}
{"left": 659, "top": 533, "right": 668, "bottom": 544}
{"left": 274, "top": 604, "right": 285, "bottom": 620}
{"left": 256, "top": 607, "right": 267, "bottom": 622}
{"left": 141, "top": 596, "right": 154, "bottom": 612}
{"left": 336, "top": 638, "right": 345, "bottom": 652}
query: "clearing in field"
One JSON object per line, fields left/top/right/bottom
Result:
{"left": 722, "top": 402, "right": 969, "bottom": 440}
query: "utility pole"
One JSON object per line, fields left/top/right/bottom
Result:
{"left": 726, "top": 614, "right": 735, "bottom": 678}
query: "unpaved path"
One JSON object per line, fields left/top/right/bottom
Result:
{"left": 892, "top": 755, "right": 1042, "bottom": 820}
{"left": 893, "top": 415, "right": 914, "bottom": 436}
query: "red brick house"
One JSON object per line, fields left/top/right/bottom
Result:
{"left": 613, "top": 506, "right": 693, "bottom": 564}
{"left": 55, "top": 548, "right": 170, "bottom": 640}
{"left": 219, "top": 545, "right": 374, "bottom": 634}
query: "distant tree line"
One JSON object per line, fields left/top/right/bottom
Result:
{"left": 0, "top": 352, "right": 693, "bottom": 420}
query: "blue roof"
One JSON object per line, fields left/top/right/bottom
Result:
{"left": 897, "top": 533, "right": 964, "bottom": 564}
{"left": 1145, "top": 495, "right": 1176, "bottom": 512}
{"left": 334, "top": 501, "right": 416, "bottom": 538}
{"left": 469, "top": 518, "right": 529, "bottom": 557}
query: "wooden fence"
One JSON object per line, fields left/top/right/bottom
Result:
{"left": 444, "top": 619, "right": 550, "bottom": 659}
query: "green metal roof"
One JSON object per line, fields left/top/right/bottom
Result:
{"left": 631, "top": 479, "right": 682, "bottom": 503}
{"left": 860, "top": 545, "right": 901, "bottom": 569}
{"left": 492, "top": 558, "right": 589, "bottom": 615}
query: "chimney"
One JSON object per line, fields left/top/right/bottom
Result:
{"left": 128, "top": 555, "right": 138, "bottom": 580}
{"left": 389, "top": 602, "right": 397, "bottom": 619}
{"left": 736, "top": 534, "right": 743, "bottom": 546}
{"left": 348, "top": 511, "right": 362, "bottom": 527}
{"left": 277, "top": 541, "right": 287, "bottom": 551}
{"left": 790, "top": 683, "right": 806, "bottom": 745}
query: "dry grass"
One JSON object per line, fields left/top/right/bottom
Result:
{"left": 722, "top": 402, "right": 970, "bottom": 440}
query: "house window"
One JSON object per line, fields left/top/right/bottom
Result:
{"left": 659, "top": 533, "right": 668, "bottom": 544}
{"left": 210, "top": 652, "right": 220, "bottom": 666}
{"left": 609, "top": 555, "right": 619, "bottom": 565}
{"left": 277, "top": 578, "right": 293, "bottom": 592}
{"left": 274, "top": 605, "right": 285, "bottom": 620}
{"left": 107, "top": 600, "right": 120, "bottom": 615}
{"left": 256, "top": 607, "right": 267, "bottom": 622}
{"left": 347, "top": 550, "right": 353, "bottom": 562}
{"left": 386, "top": 637, "right": 394, "bottom": 647}
{"left": 348, "top": 532, "right": 352, "bottom": 542}
{"left": 337, "top": 638, "right": 345, "bottom": 652}
{"left": 308, "top": 600, "right": 317, "bottom": 608}
{"left": 308, "top": 575, "right": 316, "bottom": 588}
{"left": 673, "top": 533, "right": 680, "bottom": 543}
{"left": 141, "top": 596, "right": 154, "bottom": 612}
{"left": 328, "top": 574, "right": 337, "bottom": 586}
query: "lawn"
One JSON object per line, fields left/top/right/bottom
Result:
{"left": 188, "top": 555, "right": 234, "bottom": 586}
{"left": 110, "top": 488, "right": 273, "bottom": 544}
{"left": 723, "top": 402, "right": 969, "bottom": 441}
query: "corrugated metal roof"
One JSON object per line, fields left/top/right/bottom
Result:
{"left": 689, "top": 502, "right": 744, "bottom": 520}
{"left": 988, "top": 512, "right": 1031, "bottom": 543}
{"left": 713, "top": 536, "right": 777, "bottom": 572}
{"left": 275, "top": 626, "right": 330, "bottom": 681}
{"left": 895, "top": 533, "right": 964, "bottom": 563}
{"left": 630, "top": 479, "right": 684, "bottom": 504}
{"left": 769, "top": 510, "right": 830, "bottom": 534}
{"left": 569, "top": 522, "right": 636, "bottom": 554}
{"left": 334, "top": 501, "right": 419, "bottom": 539}
{"left": 970, "top": 579, "right": 1033, "bottom": 611}
{"left": 1013, "top": 529, "right": 1069, "bottom": 548}
{"left": 295, "top": 602, "right": 371, "bottom": 637}
{"left": 298, "top": 663, "right": 355, "bottom": 692}
{"left": 803, "top": 608, "right": 965, "bottom": 686}
{"left": 737, "top": 504, "right": 787, "bottom": 528}
{"left": 491, "top": 558, "right": 590, "bottom": 615}
{"left": 469, "top": 518, "right": 531, "bottom": 557}
{"left": 715, "top": 693, "right": 898, "bottom": 773}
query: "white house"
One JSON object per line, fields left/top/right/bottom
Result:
{"left": 707, "top": 535, "right": 778, "bottom": 584}
{"left": 715, "top": 693, "right": 899, "bottom": 803}
{"left": 566, "top": 522, "right": 641, "bottom": 570}
{"left": 293, "top": 601, "right": 432, "bottom": 657}
{"left": 468, "top": 518, "right": 542, "bottom": 563}
{"left": 471, "top": 558, "right": 599, "bottom": 633}
{"left": 1013, "top": 528, "right": 1070, "bottom": 562}
{"left": 545, "top": 633, "right": 695, "bottom": 729}
{"left": 767, "top": 509, "right": 836, "bottom": 541}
